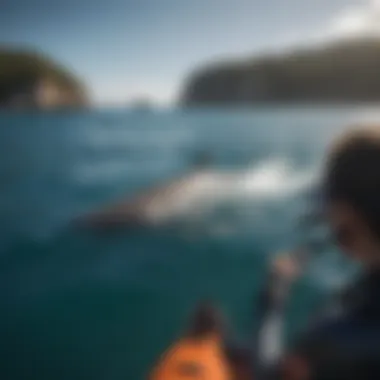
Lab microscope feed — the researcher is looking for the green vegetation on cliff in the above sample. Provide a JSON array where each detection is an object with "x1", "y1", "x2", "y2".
[
  {"x1": 182, "y1": 38, "x2": 380, "y2": 106},
  {"x1": 0, "y1": 48, "x2": 87, "y2": 108}
]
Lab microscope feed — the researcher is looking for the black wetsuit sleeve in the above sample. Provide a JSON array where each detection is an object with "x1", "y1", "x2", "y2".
[
  {"x1": 290, "y1": 315, "x2": 380, "y2": 380},
  {"x1": 257, "y1": 272, "x2": 293, "y2": 315}
]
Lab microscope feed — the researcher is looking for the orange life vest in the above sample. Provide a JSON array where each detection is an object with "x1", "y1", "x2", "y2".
[{"x1": 149, "y1": 333, "x2": 233, "y2": 380}]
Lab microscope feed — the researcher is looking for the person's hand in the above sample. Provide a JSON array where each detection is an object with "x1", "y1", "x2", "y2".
[{"x1": 271, "y1": 253, "x2": 302, "y2": 282}]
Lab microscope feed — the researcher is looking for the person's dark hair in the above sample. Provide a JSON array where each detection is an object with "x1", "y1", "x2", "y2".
[
  {"x1": 323, "y1": 126, "x2": 380, "y2": 239},
  {"x1": 186, "y1": 301, "x2": 223, "y2": 338}
]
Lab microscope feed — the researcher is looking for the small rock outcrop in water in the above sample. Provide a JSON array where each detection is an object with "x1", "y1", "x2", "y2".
[
  {"x1": 0, "y1": 48, "x2": 88, "y2": 110},
  {"x1": 181, "y1": 38, "x2": 380, "y2": 106},
  {"x1": 129, "y1": 97, "x2": 154, "y2": 112}
]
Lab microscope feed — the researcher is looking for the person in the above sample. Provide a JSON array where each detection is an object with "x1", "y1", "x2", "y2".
[{"x1": 273, "y1": 126, "x2": 380, "y2": 380}]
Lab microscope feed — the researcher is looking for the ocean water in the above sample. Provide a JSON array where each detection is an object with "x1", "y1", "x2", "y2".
[{"x1": 0, "y1": 107, "x2": 377, "y2": 380}]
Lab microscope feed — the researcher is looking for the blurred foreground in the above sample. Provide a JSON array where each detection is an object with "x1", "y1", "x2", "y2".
[{"x1": 0, "y1": 107, "x2": 374, "y2": 379}]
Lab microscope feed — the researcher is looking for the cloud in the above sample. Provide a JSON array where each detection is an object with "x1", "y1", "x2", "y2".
[
  {"x1": 258, "y1": 1, "x2": 380, "y2": 53},
  {"x1": 327, "y1": 0, "x2": 380, "y2": 39}
]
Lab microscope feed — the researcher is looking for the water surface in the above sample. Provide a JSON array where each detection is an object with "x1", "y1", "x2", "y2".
[{"x1": 0, "y1": 107, "x2": 376, "y2": 380}]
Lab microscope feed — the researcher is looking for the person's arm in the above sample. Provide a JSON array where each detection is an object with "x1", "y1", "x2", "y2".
[
  {"x1": 253, "y1": 254, "x2": 302, "y2": 377},
  {"x1": 280, "y1": 354, "x2": 311, "y2": 380},
  {"x1": 278, "y1": 313, "x2": 380, "y2": 380}
]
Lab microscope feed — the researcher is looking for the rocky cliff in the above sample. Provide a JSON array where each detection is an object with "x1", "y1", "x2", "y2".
[
  {"x1": 182, "y1": 38, "x2": 380, "y2": 106},
  {"x1": 0, "y1": 48, "x2": 88, "y2": 110}
]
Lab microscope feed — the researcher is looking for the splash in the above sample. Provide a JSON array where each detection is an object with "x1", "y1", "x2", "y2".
[
  {"x1": 236, "y1": 158, "x2": 314, "y2": 199},
  {"x1": 154, "y1": 157, "x2": 317, "y2": 237}
]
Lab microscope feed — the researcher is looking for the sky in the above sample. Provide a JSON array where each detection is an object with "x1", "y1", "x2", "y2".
[{"x1": 1, "y1": 0, "x2": 380, "y2": 105}]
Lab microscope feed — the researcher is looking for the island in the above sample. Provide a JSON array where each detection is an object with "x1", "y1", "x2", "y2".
[
  {"x1": 0, "y1": 48, "x2": 88, "y2": 110},
  {"x1": 181, "y1": 38, "x2": 380, "y2": 106},
  {"x1": 128, "y1": 97, "x2": 155, "y2": 112}
]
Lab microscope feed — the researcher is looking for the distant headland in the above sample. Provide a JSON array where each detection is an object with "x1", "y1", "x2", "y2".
[
  {"x1": 128, "y1": 97, "x2": 155, "y2": 111},
  {"x1": 181, "y1": 38, "x2": 380, "y2": 106},
  {"x1": 0, "y1": 48, "x2": 88, "y2": 110}
]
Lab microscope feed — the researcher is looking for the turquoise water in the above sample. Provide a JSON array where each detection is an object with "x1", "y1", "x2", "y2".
[{"x1": 0, "y1": 107, "x2": 375, "y2": 380}]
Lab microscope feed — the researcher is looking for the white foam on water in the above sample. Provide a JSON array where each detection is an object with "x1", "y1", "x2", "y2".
[
  {"x1": 71, "y1": 156, "x2": 318, "y2": 239},
  {"x1": 142, "y1": 157, "x2": 317, "y2": 228},
  {"x1": 235, "y1": 158, "x2": 315, "y2": 199}
]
